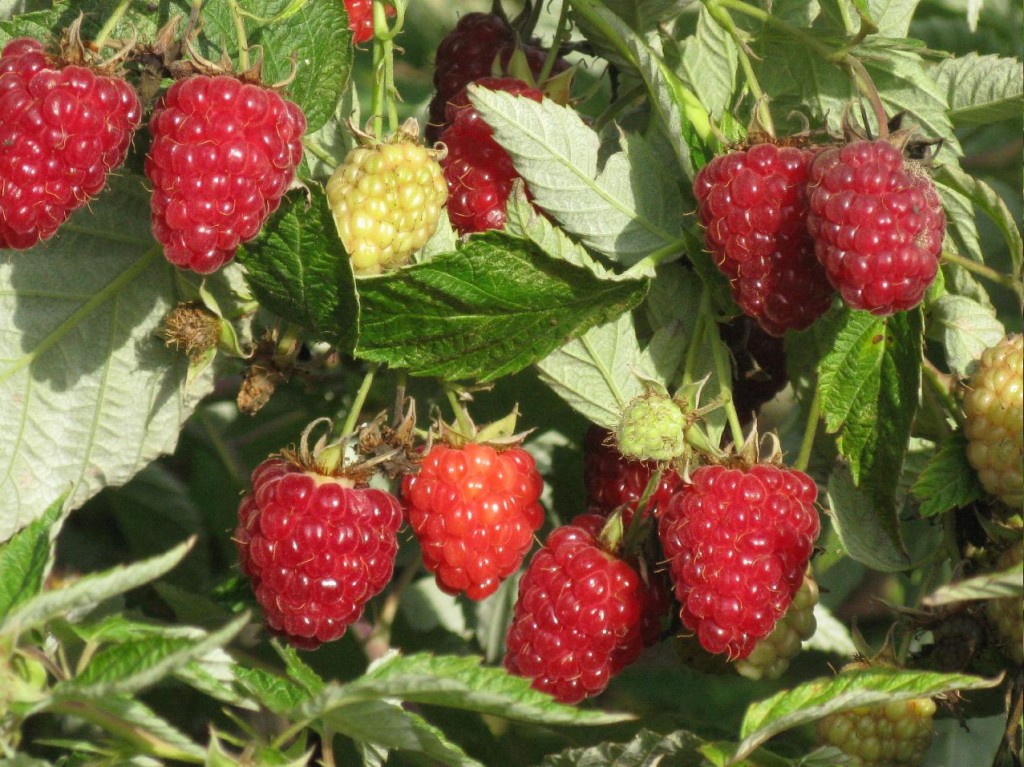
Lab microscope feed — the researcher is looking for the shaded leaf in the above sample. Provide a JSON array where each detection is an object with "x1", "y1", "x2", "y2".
[
  {"x1": 542, "y1": 728, "x2": 709, "y2": 766},
  {"x1": 911, "y1": 431, "x2": 984, "y2": 518},
  {"x1": 923, "y1": 566, "x2": 1024, "y2": 607},
  {"x1": 0, "y1": 495, "x2": 62, "y2": 619},
  {"x1": 826, "y1": 468, "x2": 910, "y2": 572}
]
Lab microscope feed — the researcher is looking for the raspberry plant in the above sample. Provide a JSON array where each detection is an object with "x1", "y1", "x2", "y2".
[{"x1": 0, "y1": 0, "x2": 1021, "y2": 765}]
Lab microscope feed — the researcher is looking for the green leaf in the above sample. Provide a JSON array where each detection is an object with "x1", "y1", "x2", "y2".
[
  {"x1": 867, "y1": 0, "x2": 920, "y2": 37},
  {"x1": 355, "y1": 233, "x2": 648, "y2": 382},
  {"x1": 56, "y1": 613, "x2": 247, "y2": 698},
  {"x1": 199, "y1": 0, "x2": 352, "y2": 134},
  {"x1": 678, "y1": 7, "x2": 739, "y2": 122},
  {"x1": 0, "y1": 176, "x2": 211, "y2": 543},
  {"x1": 911, "y1": 431, "x2": 985, "y2": 518},
  {"x1": 542, "y1": 728, "x2": 709, "y2": 766},
  {"x1": 234, "y1": 667, "x2": 312, "y2": 713},
  {"x1": 826, "y1": 467, "x2": 910, "y2": 572},
  {"x1": 470, "y1": 87, "x2": 686, "y2": 265},
  {"x1": 340, "y1": 652, "x2": 634, "y2": 726},
  {"x1": 0, "y1": 539, "x2": 194, "y2": 637},
  {"x1": 924, "y1": 565, "x2": 1024, "y2": 607},
  {"x1": 237, "y1": 188, "x2": 358, "y2": 349},
  {"x1": 734, "y1": 668, "x2": 1001, "y2": 762},
  {"x1": 928, "y1": 295, "x2": 1007, "y2": 378},
  {"x1": 931, "y1": 53, "x2": 1024, "y2": 125},
  {"x1": 273, "y1": 639, "x2": 326, "y2": 695},
  {"x1": 0, "y1": 495, "x2": 62, "y2": 619},
  {"x1": 818, "y1": 309, "x2": 922, "y2": 523}
]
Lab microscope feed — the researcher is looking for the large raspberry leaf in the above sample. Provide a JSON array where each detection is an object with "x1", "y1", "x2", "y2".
[
  {"x1": 355, "y1": 232, "x2": 649, "y2": 382},
  {"x1": 733, "y1": 668, "x2": 1001, "y2": 764},
  {"x1": 236, "y1": 190, "x2": 359, "y2": 350},
  {"x1": 910, "y1": 431, "x2": 985, "y2": 518},
  {"x1": 932, "y1": 53, "x2": 1024, "y2": 126},
  {"x1": 0, "y1": 176, "x2": 212, "y2": 543},
  {"x1": 928, "y1": 295, "x2": 1007, "y2": 378}
]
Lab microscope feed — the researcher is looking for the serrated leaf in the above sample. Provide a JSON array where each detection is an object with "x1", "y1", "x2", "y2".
[
  {"x1": 911, "y1": 431, "x2": 985, "y2": 517},
  {"x1": 929, "y1": 295, "x2": 1006, "y2": 377},
  {"x1": 236, "y1": 188, "x2": 358, "y2": 349},
  {"x1": 826, "y1": 468, "x2": 910, "y2": 572},
  {"x1": 0, "y1": 494, "x2": 61, "y2": 619},
  {"x1": 0, "y1": 539, "x2": 193, "y2": 637},
  {"x1": 536, "y1": 312, "x2": 651, "y2": 429},
  {"x1": 923, "y1": 565, "x2": 1024, "y2": 607},
  {"x1": 935, "y1": 174, "x2": 984, "y2": 265},
  {"x1": 56, "y1": 613, "x2": 247, "y2": 698},
  {"x1": 733, "y1": 668, "x2": 1001, "y2": 762},
  {"x1": 273, "y1": 640, "x2": 326, "y2": 695},
  {"x1": 932, "y1": 53, "x2": 1024, "y2": 125},
  {"x1": 0, "y1": 176, "x2": 211, "y2": 543},
  {"x1": 355, "y1": 233, "x2": 648, "y2": 382},
  {"x1": 542, "y1": 728, "x2": 709, "y2": 766},
  {"x1": 234, "y1": 667, "x2": 312, "y2": 713},
  {"x1": 470, "y1": 87, "x2": 686, "y2": 265},
  {"x1": 818, "y1": 309, "x2": 922, "y2": 524},
  {"x1": 679, "y1": 6, "x2": 739, "y2": 121},
  {"x1": 867, "y1": 0, "x2": 920, "y2": 37}
]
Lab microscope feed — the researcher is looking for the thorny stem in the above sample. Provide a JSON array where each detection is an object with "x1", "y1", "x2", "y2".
[
  {"x1": 794, "y1": 384, "x2": 821, "y2": 473},
  {"x1": 537, "y1": 0, "x2": 571, "y2": 84},
  {"x1": 225, "y1": 0, "x2": 250, "y2": 71},
  {"x1": 338, "y1": 364, "x2": 380, "y2": 437},
  {"x1": 92, "y1": 0, "x2": 133, "y2": 49},
  {"x1": 942, "y1": 249, "x2": 1022, "y2": 296},
  {"x1": 703, "y1": 0, "x2": 774, "y2": 135},
  {"x1": 706, "y1": 313, "x2": 745, "y2": 447}
]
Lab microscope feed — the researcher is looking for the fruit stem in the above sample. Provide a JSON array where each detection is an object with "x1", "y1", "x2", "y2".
[
  {"x1": 338, "y1": 364, "x2": 379, "y2": 437},
  {"x1": 370, "y1": 0, "x2": 400, "y2": 138},
  {"x1": 537, "y1": 0, "x2": 571, "y2": 84},
  {"x1": 941, "y1": 250, "x2": 1022, "y2": 300},
  {"x1": 225, "y1": 0, "x2": 251, "y2": 71},
  {"x1": 706, "y1": 316, "x2": 745, "y2": 448},
  {"x1": 794, "y1": 384, "x2": 821, "y2": 473},
  {"x1": 92, "y1": 0, "x2": 134, "y2": 50},
  {"x1": 702, "y1": 0, "x2": 775, "y2": 136},
  {"x1": 301, "y1": 136, "x2": 338, "y2": 166},
  {"x1": 681, "y1": 299, "x2": 708, "y2": 389},
  {"x1": 627, "y1": 236, "x2": 699, "y2": 275},
  {"x1": 445, "y1": 387, "x2": 476, "y2": 438},
  {"x1": 845, "y1": 57, "x2": 888, "y2": 139}
]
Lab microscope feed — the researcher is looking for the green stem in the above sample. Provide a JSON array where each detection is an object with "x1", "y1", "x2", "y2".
[
  {"x1": 92, "y1": 0, "x2": 133, "y2": 49},
  {"x1": 302, "y1": 136, "x2": 338, "y2": 166},
  {"x1": 922, "y1": 359, "x2": 964, "y2": 428},
  {"x1": 370, "y1": 0, "x2": 400, "y2": 137},
  {"x1": 537, "y1": 0, "x2": 571, "y2": 84},
  {"x1": 592, "y1": 81, "x2": 646, "y2": 132},
  {"x1": 706, "y1": 314, "x2": 745, "y2": 447},
  {"x1": 681, "y1": 295, "x2": 709, "y2": 389},
  {"x1": 716, "y1": 0, "x2": 834, "y2": 59},
  {"x1": 225, "y1": 0, "x2": 250, "y2": 70},
  {"x1": 625, "y1": 238, "x2": 692, "y2": 276},
  {"x1": 703, "y1": 0, "x2": 774, "y2": 135},
  {"x1": 942, "y1": 250, "x2": 1020, "y2": 294},
  {"x1": 794, "y1": 384, "x2": 821, "y2": 473},
  {"x1": 338, "y1": 364, "x2": 379, "y2": 437},
  {"x1": 445, "y1": 387, "x2": 475, "y2": 436}
]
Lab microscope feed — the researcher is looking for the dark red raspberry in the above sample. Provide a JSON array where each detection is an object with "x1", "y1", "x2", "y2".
[
  {"x1": 0, "y1": 38, "x2": 140, "y2": 250},
  {"x1": 583, "y1": 426, "x2": 683, "y2": 525},
  {"x1": 806, "y1": 139, "x2": 946, "y2": 315},
  {"x1": 426, "y1": 12, "x2": 566, "y2": 143},
  {"x1": 504, "y1": 513, "x2": 648, "y2": 703},
  {"x1": 344, "y1": 0, "x2": 394, "y2": 45},
  {"x1": 145, "y1": 75, "x2": 306, "y2": 273},
  {"x1": 694, "y1": 143, "x2": 835, "y2": 336},
  {"x1": 440, "y1": 77, "x2": 543, "y2": 234},
  {"x1": 401, "y1": 441, "x2": 545, "y2": 600},
  {"x1": 234, "y1": 456, "x2": 403, "y2": 649},
  {"x1": 658, "y1": 463, "x2": 820, "y2": 659}
]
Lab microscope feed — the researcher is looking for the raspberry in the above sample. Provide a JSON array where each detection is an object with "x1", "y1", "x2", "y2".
[
  {"x1": 985, "y1": 540, "x2": 1023, "y2": 664},
  {"x1": 145, "y1": 74, "x2": 306, "y2": 273},
  {"x1": 234, "y1": 456, "x2": 403, "y2": 649},
  {"x1": 344, "y1": 0, "x2": 394, "y2": 45},
  {"x1": 693, "y1": 143, "x2": 835, "y2": 336},
  {"x1": 583, "y1": 426, "x2": 683, "y2": 525},
  {"x1": 615, "y1": 392, "x2": 689, "y2": 462},
  {"x1": 734, "y1": 571, "x2": 818, "y2": 679},
  {"x1": 440, "y1": 78, "x2": 544, "y2": 234},
  {"x1": 326, "y1": 132, "x2": 447, "y2": 274},
  {"x1": 425, "y1": 12, "x2": 566, "y2": 143},
  {"x1": 816, "y1": 686, "x2": 936, "y2": 767},
  {"x1": 806, "y1": 139, "x2": 946, "y2": 315},
  {"x1": 0, "y1": 38, "x2": 140, "y2": 250},
  {"x1": 963, "y1": 334, "x2": 1023, "y2": 509},
  {"x1": 401, "y1": 441, "x2": 545, "y2": 600},
  {"x1": 658, "y1": 463, "x2": 820, "y2": 658},
  {"x1": 503, "y1": 514, "x2": 648, "y2": 703}
]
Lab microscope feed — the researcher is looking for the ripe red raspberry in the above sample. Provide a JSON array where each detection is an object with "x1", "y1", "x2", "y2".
[
  {"x1": 658, "y1": 463, "x2": 820, "y2": 658},
  {"x1": 963, "y1": 333, "x2": 1023, "y2": 509},
  {"x1": 583, "y1": 426, "x2": 682, "y2": 525},
  {"x1": 145, "y1": 75, "x2": 306, "y2": 273},
  {"x1": 344, "y1": 0, "x2": 394, "y2": 45},
  {"x1": 694, "y1": 143, "x2": 835, "y2": 336},
  {"x1": 439, "y1": 78, "x2": 543, "y2": 234},
  {"x1": 504, "y1": 513, "x2": 649, "y2": 703},
  {"x1": 806, "y1": 139, "x2": 946, "y2": 315},
  {"x1": 234, "y1": 456, "x2": 403, "y2": 649},
  {"x1": 734, "y1": 570, "x2": 818, "y2": 680},
  {"x1": 401, "y1": 441, "x2": 545, "y2": 600},
  {"x1": 0, "y1": 38, "x2": 140, "y2": 249},
  {"x1": 425, "y1": 12, "x2": 566, "y2": 143}
]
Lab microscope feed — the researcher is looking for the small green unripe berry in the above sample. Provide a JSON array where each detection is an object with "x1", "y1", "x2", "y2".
[{"x1": 616, "y1": 393, "x2": 688, "y2": 462}]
